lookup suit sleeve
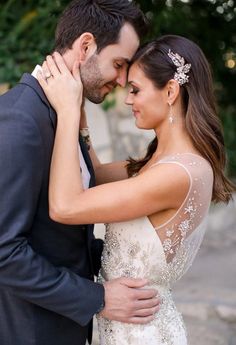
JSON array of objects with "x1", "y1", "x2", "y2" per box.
[
  {"x1": 0, "y1": 109, "x2": 104, "y2": 326},
  {"x1": 91, "y1": 238, "x2": 104, "y2": 276}
]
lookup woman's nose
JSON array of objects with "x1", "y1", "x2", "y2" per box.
[{"x1": 125, "y1": 93, "x2": 133, "y2": 105}]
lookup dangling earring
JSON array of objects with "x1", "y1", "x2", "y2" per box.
[{"x1": 168, "y1": 102, "x2": 174, "y2": 124}]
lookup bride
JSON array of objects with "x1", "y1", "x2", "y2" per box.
[{"x1": 38, "y1": 35, "x2": 234, "y2": 344}]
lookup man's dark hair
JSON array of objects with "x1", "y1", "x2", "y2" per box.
[{"x1": 55, "y1": 0, "x2": 148, "y2": 53}]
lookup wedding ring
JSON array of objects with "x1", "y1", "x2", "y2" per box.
[{"x1": 45, "y1": 72, "x2": 52, "y2": 80}]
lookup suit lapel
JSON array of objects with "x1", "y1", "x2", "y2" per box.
[
  {"x1": 20, "y1": 74, "x2": 95, "y2": 267},
  {"x1": 19, "y1": 74, "x2": 95, "y2": 187},
  {"x1": 19, "y1": 73, "x2": 57, "y2": 130}
]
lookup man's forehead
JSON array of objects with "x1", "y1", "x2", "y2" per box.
[
  {"x1": 101, "y1": 41, "x2": 138, "y2": 61},
  {"x1": 99, "y1": 46, "x2": 132, "y2": 63},
  {"x1": 101, "y1": 23, "x2": 139, "y2": 59},
  {"x1": 115, "y1": 57, "x2": 131, "y2": 64}
]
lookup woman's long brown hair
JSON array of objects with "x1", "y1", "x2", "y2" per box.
[{"x1": 126, "y1": 35, "x2": 235, "y2": 203}]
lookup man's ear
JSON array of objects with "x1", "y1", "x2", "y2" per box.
[
  {"x1": 166, "y1": 79, "x2": 180, "y2": 105},
  {"x1": 72, "y1": 33, "x2": 97, "y2": 62}
]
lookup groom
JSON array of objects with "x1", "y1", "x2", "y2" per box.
[{"x1": 0, "y1": 1, "x2": 159, "y2": 345}]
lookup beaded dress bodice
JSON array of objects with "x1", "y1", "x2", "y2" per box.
[{"x1": 97, "y1": 153, "x2": 213, "y2": 345}]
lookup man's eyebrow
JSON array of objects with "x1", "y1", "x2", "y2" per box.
[
  {"x1": 116, "y1": 58, "x2": 131, "y2": 65},
  {"x1": 125, "y1": 58, "x2": 131, "y2": 65}
]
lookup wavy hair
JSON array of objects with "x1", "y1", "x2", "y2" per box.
[
  {"x1": 126, "y1": 35, "x2": 235, "y2": 203},
  {"x1": 55, "y1": 0, "x2": 148, "y2": 53}
]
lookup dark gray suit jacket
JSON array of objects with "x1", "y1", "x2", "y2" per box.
[{"x1": 0, "y1": 74, "x2": 104, "y2": 345}]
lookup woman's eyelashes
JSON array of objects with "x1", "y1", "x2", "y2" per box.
[{"x1": 130, "y1": 86, "x2": 139, "y2": 94}]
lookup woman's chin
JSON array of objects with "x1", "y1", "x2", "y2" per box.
[
  {"x1": 135, "y1": 120, "x2": 146, "y2": 130},
  {"x1": 133, "y1": 115, "x2": 153, "y2": 130}
]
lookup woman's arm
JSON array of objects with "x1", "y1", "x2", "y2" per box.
[
  {"x1": 90, "y1": 156, "x2": 129, "y2": 185},
  {"x1": 38, "y1": 53, "x2": 190, "y2": 225},
  {"x1": 80, "y1": 107, "x2": 128, "y2": 184}
]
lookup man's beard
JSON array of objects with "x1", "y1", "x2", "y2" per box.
[{"x1": 80, "y1": 54, "x2": 106, "y2": 104}]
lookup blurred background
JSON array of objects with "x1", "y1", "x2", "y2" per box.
[
  {"x1": 0, "y1": 0, "x2": 236, "y2": 174},
  {"x1": 0, "y1": 0, "x2": 235, "y2": 344}
]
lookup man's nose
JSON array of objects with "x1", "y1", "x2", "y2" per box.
[{"x1": 116, "y1": 69, "x2": 127, "y2": 88}]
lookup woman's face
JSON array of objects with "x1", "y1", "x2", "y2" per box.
[{"x1": 126, "y1": 63, "x2": 169, "y2": 130}]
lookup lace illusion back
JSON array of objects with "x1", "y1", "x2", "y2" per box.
[
  {"x1": 152, "y1": 153, "x2": 213, "y2": 269},
  {"x1": 97, "y1": 153, "x2": 213, "y2": 345}
]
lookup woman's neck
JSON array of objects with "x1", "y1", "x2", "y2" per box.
[{"x1": 153, "y1": 119, "x2": 197, "y2": 159}]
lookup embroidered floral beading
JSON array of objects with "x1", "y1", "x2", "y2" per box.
[{"x1": 97, "y1": 153, "x2": 213, "y2": 344}]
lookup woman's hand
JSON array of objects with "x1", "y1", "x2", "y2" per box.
[{"x1": 37, "y1": 52, "x2": 83, "y2": 115}]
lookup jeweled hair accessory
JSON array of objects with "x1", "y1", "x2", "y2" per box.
[{"x1": 167, "y1": 49, "x2": 191, "y2": 85}]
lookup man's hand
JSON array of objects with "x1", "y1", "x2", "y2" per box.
[{"x1": 99, "y1": 277, "x2": 160, "y2": 324}]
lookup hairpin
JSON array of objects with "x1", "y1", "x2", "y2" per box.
[{"x1": 167, "y1": 49, "x2": 191, "y2": 85}]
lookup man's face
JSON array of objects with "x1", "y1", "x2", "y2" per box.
[{"x1": 80, "y1": 23, "x2": 140, "y2": 104}]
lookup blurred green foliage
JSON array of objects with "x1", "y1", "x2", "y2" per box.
[
  {"x1": 0, "y1": 0, "x2": 235, "y2": 175},
  {"x1": 0, "y1": 0, "x2": 68, "y2": 83}
]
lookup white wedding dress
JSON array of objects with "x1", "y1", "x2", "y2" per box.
[{"x1": 97, "y1": 153, "x2": 213, "y2": 345}]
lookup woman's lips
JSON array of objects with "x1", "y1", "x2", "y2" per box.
[{"x1": 133, "y1": 110, "x2": 139, "y2": 117}]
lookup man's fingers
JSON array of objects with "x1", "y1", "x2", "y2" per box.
[
  {"x1": 128, "y1": 315, "x2": 156, "y2": 325},
  {"x1": 133, "y1": 288, "x2": 158, "y2": 300},
  {"x1": 134, "y1": 297, "x2": 160, "y2": 310},
  {"x1": 101, "y1": 278, "x2": 161, "y2": 325},
  {"x1": 133, "y1": 305, "x2": 160, "y2": 317},
  {"x1": 120, "y1": 277, "x2": 148, "y2": 288}
]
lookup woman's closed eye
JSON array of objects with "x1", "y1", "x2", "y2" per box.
[{"x1": 130, "y1": 87, "x2": 139, "y2": 95}]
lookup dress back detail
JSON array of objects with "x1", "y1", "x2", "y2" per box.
[{"x1": 150, "y1": 153, "x2": 213, "y2": 283}]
